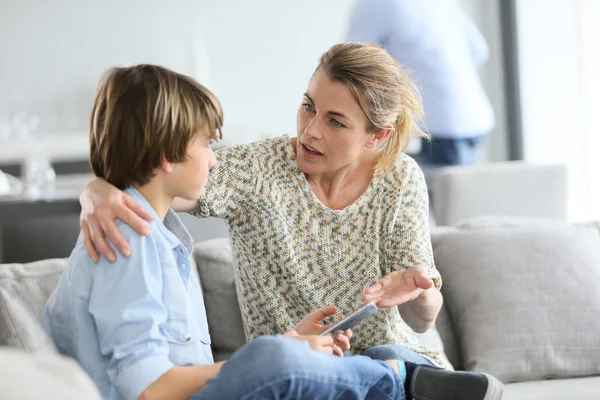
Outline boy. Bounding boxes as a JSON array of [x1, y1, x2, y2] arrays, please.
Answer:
[[43, 65, 408, 400]]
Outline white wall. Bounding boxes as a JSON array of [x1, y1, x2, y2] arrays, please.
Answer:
[[0, 1, 207, 130], [197, 0, 355, 143], [0, 0, 507, 160], [515, 0, 598, 221], [0, 0, 353, 147]]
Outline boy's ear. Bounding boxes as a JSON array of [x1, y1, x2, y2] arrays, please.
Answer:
[[160, 157, 174, 173]]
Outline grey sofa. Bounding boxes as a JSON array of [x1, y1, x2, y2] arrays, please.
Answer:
[[432, 162, 568, 226], [1, 217, 600, 399]]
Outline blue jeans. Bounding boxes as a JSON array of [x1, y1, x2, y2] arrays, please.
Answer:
[[417, 136, 484, 202], [418, 136, 484, 167], [361, 345, 435, 367], [191, 336, 404, 400]]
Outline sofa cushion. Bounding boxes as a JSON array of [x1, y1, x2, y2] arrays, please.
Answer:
[[0, 348, 101, 399], [193, 239, 246, 359], [0, 258, 66, 322], [431, 218, 600, 383], [503, 377, 600, 400], [430, 226, 464, 370], [430, 300, 462, 370], [0, 287, 56, 352]]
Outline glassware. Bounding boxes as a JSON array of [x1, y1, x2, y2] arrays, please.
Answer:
[[20, 114, 56, 197]]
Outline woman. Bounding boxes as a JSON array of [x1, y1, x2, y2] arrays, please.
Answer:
[[82, 43, 449, 369]]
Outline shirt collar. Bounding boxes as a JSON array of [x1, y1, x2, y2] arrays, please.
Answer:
[[123, 187, 194, 254]]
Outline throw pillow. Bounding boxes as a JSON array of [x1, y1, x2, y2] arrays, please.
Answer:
[[193, 239, 247, 359], [0, 287, 56, 352], [0, 348, 101, 399], [0, 258, 66, 321], [432, 220, 600, 382]]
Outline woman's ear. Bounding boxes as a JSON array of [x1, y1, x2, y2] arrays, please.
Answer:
[[367, 127, 392, 148]]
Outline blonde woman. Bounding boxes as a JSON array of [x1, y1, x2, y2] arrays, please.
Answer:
[[80, 43, 503, 399]]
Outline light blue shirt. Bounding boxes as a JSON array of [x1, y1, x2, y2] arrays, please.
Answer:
[[346, 0, 495, 138], [44, 187, 213, 400]]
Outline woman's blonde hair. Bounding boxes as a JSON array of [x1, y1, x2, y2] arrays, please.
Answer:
[[318, 42, 427, 174]]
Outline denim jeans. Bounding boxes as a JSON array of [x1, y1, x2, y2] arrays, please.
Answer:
[[361, 345, 435, 367], [191, 336, 404, 400], [417, 135, 484, 204], [418, 136, 484, 167]]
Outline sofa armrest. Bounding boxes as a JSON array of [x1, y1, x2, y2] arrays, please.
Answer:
[[0, 349, 101, 399], [434, 162, 568, 226]]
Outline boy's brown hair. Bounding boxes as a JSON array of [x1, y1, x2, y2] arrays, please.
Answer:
[[89, 64, 223, 189]]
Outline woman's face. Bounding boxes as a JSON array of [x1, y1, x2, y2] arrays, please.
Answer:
[[296, 69, 377, 176]]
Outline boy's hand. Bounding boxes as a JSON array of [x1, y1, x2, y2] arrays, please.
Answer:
[[292, 306, 353, 354], [282, 330, 345, 357]]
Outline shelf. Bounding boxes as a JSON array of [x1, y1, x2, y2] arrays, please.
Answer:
[[0, 133, 89, 163]]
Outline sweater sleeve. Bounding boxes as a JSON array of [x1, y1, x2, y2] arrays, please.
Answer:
[[191, 143, 258, 220], [386, 157, 442, 289]]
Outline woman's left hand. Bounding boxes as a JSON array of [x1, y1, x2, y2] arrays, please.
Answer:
[[363, 266, 434, 308], [293, 306, 352, 354]]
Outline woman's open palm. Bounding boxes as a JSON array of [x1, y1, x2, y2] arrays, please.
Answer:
[[362, 267, 434, 308]]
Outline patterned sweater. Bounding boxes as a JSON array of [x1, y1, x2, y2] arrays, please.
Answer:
[[192, 136, 449, 368]]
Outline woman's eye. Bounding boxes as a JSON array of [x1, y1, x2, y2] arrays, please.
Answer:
[[302, 103, 314, 112], [331, 119, 345, 128]]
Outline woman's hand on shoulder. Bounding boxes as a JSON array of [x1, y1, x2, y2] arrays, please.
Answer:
[[80, 178, 153, 262]]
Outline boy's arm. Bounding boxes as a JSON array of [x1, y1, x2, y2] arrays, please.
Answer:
[[88, 224, 217, 400], [138, 363, 224, 400]]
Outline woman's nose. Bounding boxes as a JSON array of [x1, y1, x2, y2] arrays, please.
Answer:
[[304, 117, 322, 140]]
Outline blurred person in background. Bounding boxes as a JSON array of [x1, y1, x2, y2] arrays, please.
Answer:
[[346, 0, 495, 188]]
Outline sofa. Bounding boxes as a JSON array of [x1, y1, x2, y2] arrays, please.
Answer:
[[1, 217, 600, 399], [432, 162, 568, 226]]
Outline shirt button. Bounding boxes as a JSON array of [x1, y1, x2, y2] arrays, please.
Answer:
[[180, 263, 188, 269], [185, 335, 191, 341]]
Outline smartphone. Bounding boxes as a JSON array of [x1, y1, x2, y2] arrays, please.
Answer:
[[320, 302, 379, 335]]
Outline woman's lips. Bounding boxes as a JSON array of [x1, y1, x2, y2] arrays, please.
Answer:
[[302, 143, 323, 155]]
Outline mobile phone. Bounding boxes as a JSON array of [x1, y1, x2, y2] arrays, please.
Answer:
[[320, 302, 379, 336]]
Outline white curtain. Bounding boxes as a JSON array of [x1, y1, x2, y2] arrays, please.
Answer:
[[516, 0, 599, 221], [579, 0, 600, 219]]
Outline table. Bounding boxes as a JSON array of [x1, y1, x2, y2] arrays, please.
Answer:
[[0, 174, 92, 263]]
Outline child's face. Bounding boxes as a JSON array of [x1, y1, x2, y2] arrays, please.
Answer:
[[169, 126, 217, 200]]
